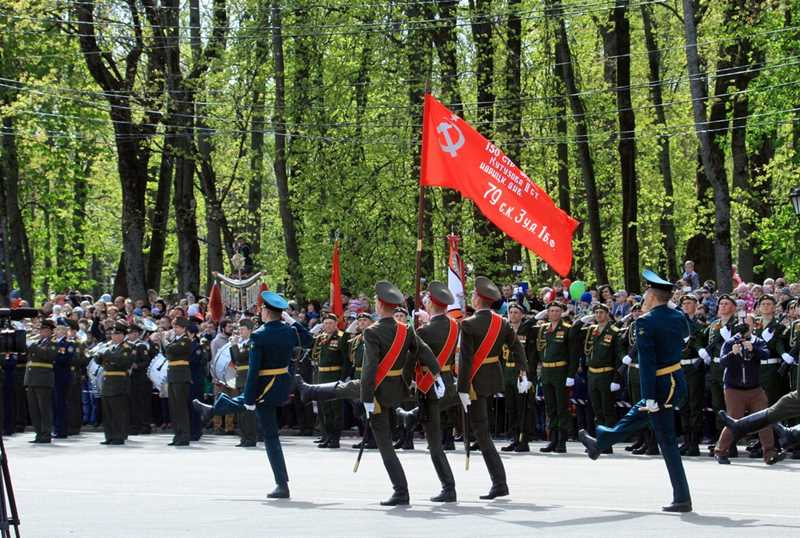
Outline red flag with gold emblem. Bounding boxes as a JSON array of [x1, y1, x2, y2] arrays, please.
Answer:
[[330, 241, 345, 330], [420, 94, 579, 276]]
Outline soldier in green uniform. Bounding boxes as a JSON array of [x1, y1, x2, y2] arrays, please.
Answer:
[[165, 317, 194, 446], [698, 293, 737, 455], [95, 321, 135, 445], [577, 304, 622, 452], [396, 282, 459, 501], [296, 281, 441, 506], [677, 295, 705, 457], [231, 319, 257, 447], [752, 295, 790, 408], [127, 322, 153, 435], [311, 314, 347, 448], [25, 318, 57, 444], [502, 302, 536, 452], [458, 276, 529, 500], [532, 302, 577, 453], [349, 312, 376, 450]]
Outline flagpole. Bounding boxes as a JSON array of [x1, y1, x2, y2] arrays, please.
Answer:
[[414, 83, 431, 320]]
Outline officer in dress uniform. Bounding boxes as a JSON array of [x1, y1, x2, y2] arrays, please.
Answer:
[[231, 319, 257, 447], [51, 320, 74, 439], [579, 270, 693, 513], [66, 320, 88, 436], [751, 295, 790, 410], [194, 291, 313, 499], [295, 281, 441, 506], [165, 317, 194, 446], [576, 303, 622, 452], [25, 319, 57, 444], [458, 276, 529, 500], [188, 322, 210, 442], [94, 321, 135, 445], [499, 302, 536, 452], [621, 303, 659, 455], [395, 282, 459, 502], [698, 294, 738, 455], [311, 314, 347, 448], [531, 302, 577, 453], [678, 295, 705, 457], [349, 312, 376, 450], [127, 322, 153, 435]]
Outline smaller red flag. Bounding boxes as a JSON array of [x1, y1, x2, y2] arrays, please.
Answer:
[[330, 241, 345, 330], [255, 282, 268, 309], [208, 283, 224, 322]]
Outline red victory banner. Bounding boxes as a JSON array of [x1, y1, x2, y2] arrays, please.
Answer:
[[420, 94, 579, 276], [330, 240, 345, 330]]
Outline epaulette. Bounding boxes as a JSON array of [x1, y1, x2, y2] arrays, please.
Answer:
[[561, 322, 572, 328], [610, 325, 620, 332], [337, 330, 344, 337]]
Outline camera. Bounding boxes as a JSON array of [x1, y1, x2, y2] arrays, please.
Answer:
[[0, 308, 38, 354]]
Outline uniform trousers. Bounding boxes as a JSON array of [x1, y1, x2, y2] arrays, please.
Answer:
[[420, 394, 455, 490], [168, 382, 191, 444], [469, 395, 507, 487], [102, 394, 129, 442], [26, 386, 53, 441]]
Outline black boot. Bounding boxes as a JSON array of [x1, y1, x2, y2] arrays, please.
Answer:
[[719, 409, 772, 443], [729, 444, 739, 458], [395, 407, 420, 431], [514, 441, 530, 452], [380, 490, 410, 506], [554, 432, 567, 453], [501, 440, 517, 452], [442, 429, 455, 451], [774, 423, 800, 450], [192, 399, 213, 426], [267, 483, 290, 499], [625, 432, 645, 452], [540, 431, 558, 453], [401, 429, 414, 450], [645, 430, 660, 456], [479, 483, 509, 500], [326, 433, 340, 449], [662, 500, 692, 513], [430, 488, 457, 503], [685, 433, 700, 457], [295, 375, 340, 404], [578, 429, 600, 460]]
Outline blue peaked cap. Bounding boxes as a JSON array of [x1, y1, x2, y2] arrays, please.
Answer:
[[261, 290, 289, 310], [642, 269, 674, 291]]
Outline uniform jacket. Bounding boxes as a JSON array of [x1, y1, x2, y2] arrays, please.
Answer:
[[95, 342, 135, 397], [637, 304, 689, 401], [231, 339, 251, 389], [417, 314, 459, 398], [165, 334, 193, 384], [24, 336, 57, 388], [457, 310, 528, 397], [531, 319, 578, 378], [312, 331, 347, 383]]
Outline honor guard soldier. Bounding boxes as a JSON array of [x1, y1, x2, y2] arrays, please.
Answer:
[[52, 319, 74, 438], [501, 302, 536, 452], [95, 321, 135, 445], [127, 322, 153, 435], [532, 302, 577, 453], [621, 303, 659, 455], [311, 314, 347, 448], [295, 281, 442, 506], [678, 295, 705, 456], [396, 281, 459, 502], [232, 319, 258, 447], [697, 294, 738, 455], [579, 270, 693, 513], [458, 276, 529, 500], [25, 318, 57, 444], [194, 291, 313, 499], [166, 317, 194, 446], [576, 303, 623, 451]]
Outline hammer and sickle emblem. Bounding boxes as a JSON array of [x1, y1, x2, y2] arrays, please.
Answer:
[[437, 120, 465, 158]]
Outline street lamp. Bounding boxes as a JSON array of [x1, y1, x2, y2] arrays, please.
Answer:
[[791, 187, 800, 216]]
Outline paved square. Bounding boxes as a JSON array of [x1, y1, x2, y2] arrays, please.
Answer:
[[6, 432, 800, 537]]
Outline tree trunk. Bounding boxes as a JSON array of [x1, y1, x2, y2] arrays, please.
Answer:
[[612, 0, 639, 293], [146, 128, 175, 293], [247, 2, 270, 254], [682, 0, 734, 292], [547, 0, 608, 284], [271, 0, 303, 299], [503, 0, 523, 269], [0, 116, 33, 302], [641, 5, 678, 281]]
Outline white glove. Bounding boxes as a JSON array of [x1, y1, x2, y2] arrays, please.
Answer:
[[517, 375, 532, 394], [580, 314, 595, 324], [698, 348, 711, 365], [622, 355, 632, 365], [535, 310, 548, 320], [782, 353, 796, 365], [721, 326, 732, 341], [363, 401, 375, 417], [644, 399, 659, 413], [565, 377, 575, 387], [610, 382, 621, 392], [762, 327, 774, 342], [244, 403, 256, 411], [433, 376, 446, 399], [281, 311, 295, 324], [409, 379, 418, 391], [458, 392, 471, 411]]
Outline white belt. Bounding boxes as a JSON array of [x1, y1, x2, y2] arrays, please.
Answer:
[[681, 358, 700, 366], [713, 357, 721, 364], [629, 363, 639, 369], [761, 358, 780, 365]]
